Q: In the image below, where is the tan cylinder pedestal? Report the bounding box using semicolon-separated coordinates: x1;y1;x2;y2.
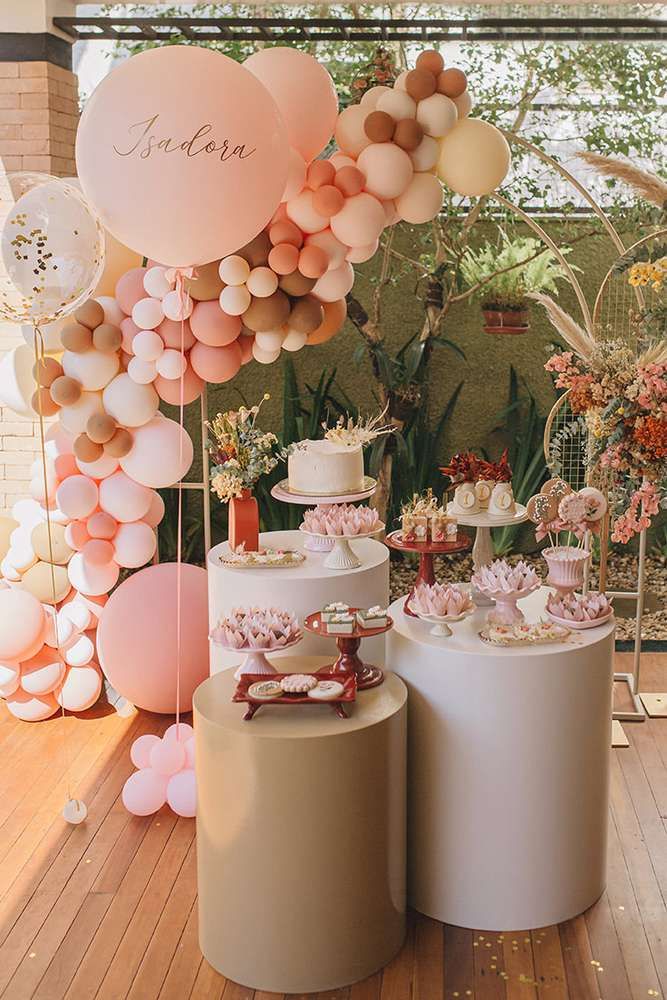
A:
194;657;407;994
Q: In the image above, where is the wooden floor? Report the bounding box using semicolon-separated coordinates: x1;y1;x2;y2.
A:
0;653;666;1000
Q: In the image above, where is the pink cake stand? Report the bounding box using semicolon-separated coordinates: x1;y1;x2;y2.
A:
209;632;303;680
271;477;377;553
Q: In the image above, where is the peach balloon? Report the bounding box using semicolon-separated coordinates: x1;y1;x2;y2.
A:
113;521;157;569
346;240;379;263
87;511;117;539
285;189;329;235
244;47;337;163
268;243;299;275
218;255;251;286
396;171;444;224
239;334;255;365
334;105;371;158
329;153;356;171
330;193;385;248
143;491;165;528
312;261;355;303
120;317;140;354
312;185;344;218
376;89;417;121
334;165;365;198
246;267;279;298
360;85;391;109
437;118;511;196
254;329;285;353
155;367;204;405
305;229;348;270
269;220;303;248
252;342;281;365
307;298;347;345
219;285;251;317
96;562;210;713
410;134;440;172
283;147;307;201
281;329;307;352
190;301;241;346
54;452;78;480
454;90;473;119
82;538;115;566
307;159;336;190
190;341;242;384
120;415;194;489
416;93;458;138
77;46;289;267
76;451;120;480
0;588;44;660
298;245;328;279
65;520;90;552
157;317;196;351
56;475;98;520
115;267;147;316
99;471;153;523
357;142;414;200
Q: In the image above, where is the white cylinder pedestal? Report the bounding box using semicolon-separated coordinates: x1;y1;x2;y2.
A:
194;658;407;993
207;529;389;674
387;587;615;930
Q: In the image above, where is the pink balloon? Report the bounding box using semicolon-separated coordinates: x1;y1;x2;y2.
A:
164;721;194;744
357;142;414;200
346;240;379;264
245;47;337;163
20;648;65;696
113;520;157;569
122;767;168;816
155;366;203;406
56;475;99;520
167;769;196;818
312;262;355;303
330;193;385;248
65;520;90;552
119;416;194;489
190;301;241;347
87;511;117;540
99;471;153;523
132;329;164;361
283;147;307;201
120;317;140;354
305;229;348;270
54;453;78;482
68;552;120;597
75;452;120;481
56;661;103;712
285;189;328;235
115;267;147;316
6;688;58;722
97;562;209;714
77;46;289;267
184;736;195;769
190;341;242;384
143;491;165;528
239;335;255;365
157;317;196;351
131;733;161;769
150;738;186;776
82;538;115;566
131;297;164;331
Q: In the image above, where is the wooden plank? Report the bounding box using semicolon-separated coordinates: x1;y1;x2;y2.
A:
189;958;226;1000
559;917;600;999
158;899;202;1000
584;890;633;999
502;931;537;999
379;910;414;1000
222;981;255;999
444;925;474;999
413;913;444;1000
31;892;113;1000
349;973;381;999
473;928;506;999
531;926;567;999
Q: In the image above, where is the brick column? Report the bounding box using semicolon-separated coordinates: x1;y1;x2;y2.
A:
0;2;78;513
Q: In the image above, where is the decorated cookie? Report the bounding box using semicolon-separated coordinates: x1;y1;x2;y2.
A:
526;491;558;524
247;680;283;700
280;673;318;694
308;680;345;701
541;477;572;501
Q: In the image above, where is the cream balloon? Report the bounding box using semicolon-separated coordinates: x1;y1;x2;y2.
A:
437;119;511;196
103;373;159;427
396;172;444;224
357;143;414;200
0;344;38;417
334;105;371;158
120;415;194;489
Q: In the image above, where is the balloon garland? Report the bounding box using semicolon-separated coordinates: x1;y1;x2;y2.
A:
0;45;510;820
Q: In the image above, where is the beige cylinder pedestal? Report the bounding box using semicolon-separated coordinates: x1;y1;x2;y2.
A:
194;657;407;994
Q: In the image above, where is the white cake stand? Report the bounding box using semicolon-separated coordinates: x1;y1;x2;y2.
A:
271;478;377;553
446;502;528;606
299;524;384;570
209;633;303;680
407;605;474;638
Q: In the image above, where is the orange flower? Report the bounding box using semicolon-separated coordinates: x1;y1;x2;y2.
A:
633;415;667;456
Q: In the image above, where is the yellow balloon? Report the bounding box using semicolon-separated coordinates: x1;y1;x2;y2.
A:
437;119;511;197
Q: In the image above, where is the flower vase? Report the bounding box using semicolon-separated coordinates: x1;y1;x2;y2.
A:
229;490;259;552
543;545;590;596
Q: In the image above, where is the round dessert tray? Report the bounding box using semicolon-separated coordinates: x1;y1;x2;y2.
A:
384;529;472;618
209;633;303;680
218;549;305;570
303;608;393;690
271;478;377;553
445;502;528;606
299;525;384;570
406;604;474;638
545;609;614;631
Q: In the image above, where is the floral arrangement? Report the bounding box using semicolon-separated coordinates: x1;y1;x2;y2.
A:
527;480;607;546
471;558;540;596
409;582;474;618
207;394;279;503
210;607;301;649
400;487;441;517
628;256;667;291
323;409;394;448
301;503;382;537
546;591;613;623
440;448;512;484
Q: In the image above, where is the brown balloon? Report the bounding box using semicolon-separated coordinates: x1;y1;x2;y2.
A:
185;259;224;302
312;185;344;218
31;521;73;565
416;50;444;75
74;433;104;464
364;110;395;143
22;560;71;604
61;323;93;353
242;289;291;332
307;298;347;346
49;375;82;407
86;412;117;444
405;68;437;101
33;356;62;388
75;299;105;331
92;323;122;353
31;386;60;417
279;270;317;297
237;231;272;268
288;295;324;335
105;427;133;458
334;166;365;198
393;118;424;152
437;67;467;99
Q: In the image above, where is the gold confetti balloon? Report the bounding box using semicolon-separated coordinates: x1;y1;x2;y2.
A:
0;172;105;328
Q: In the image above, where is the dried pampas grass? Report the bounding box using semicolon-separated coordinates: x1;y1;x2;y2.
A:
639;341;667;367
578;152;667;210
529;292;596;359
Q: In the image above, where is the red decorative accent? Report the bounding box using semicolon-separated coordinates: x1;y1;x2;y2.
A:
384;529;472;617
482;308;530;335
229;489;259;552
232;670;356;720
303;609;394;690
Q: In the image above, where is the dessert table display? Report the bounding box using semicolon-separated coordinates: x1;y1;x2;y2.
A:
207;529;389;672
194;656;407;993
304;605;393;689
387;585;615;930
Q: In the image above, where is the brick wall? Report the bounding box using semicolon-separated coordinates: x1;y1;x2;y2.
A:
0;59;78;515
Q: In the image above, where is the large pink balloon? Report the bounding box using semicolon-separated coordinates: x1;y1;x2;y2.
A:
119;415;194;488
245;47;338;163
97;563;209;713
76;46;289;267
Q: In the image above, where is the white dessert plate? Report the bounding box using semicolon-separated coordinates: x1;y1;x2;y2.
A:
272;477;377;504
545;609;614;630
446;501;528;527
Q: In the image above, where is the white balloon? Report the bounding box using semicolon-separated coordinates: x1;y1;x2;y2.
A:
67;552;119;597
143;266;174;299
0;344;37;418
281;329;307;352
376;89;416;121
103;373;159;428
132;296;164;331
64;634;95;667
95;296;125;327
75;451;119;480
252;342;281;365
62;348;119;391
132;330;164;362
409;135;439;172
156;349;187;380
162;289;193;322
21;317;64;353
119;415;194;489
416;93;457;138
127;357;158;385
254;329;284;353
60;600;92;632
59;389;105;436
1;557;20;582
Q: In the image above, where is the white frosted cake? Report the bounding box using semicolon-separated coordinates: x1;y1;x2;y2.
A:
288;439;365;495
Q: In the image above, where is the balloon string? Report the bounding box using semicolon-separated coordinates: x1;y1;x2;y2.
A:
175;270;186;739
33;329;71;802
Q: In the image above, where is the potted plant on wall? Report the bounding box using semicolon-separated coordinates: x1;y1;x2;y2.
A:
460;235;575;335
